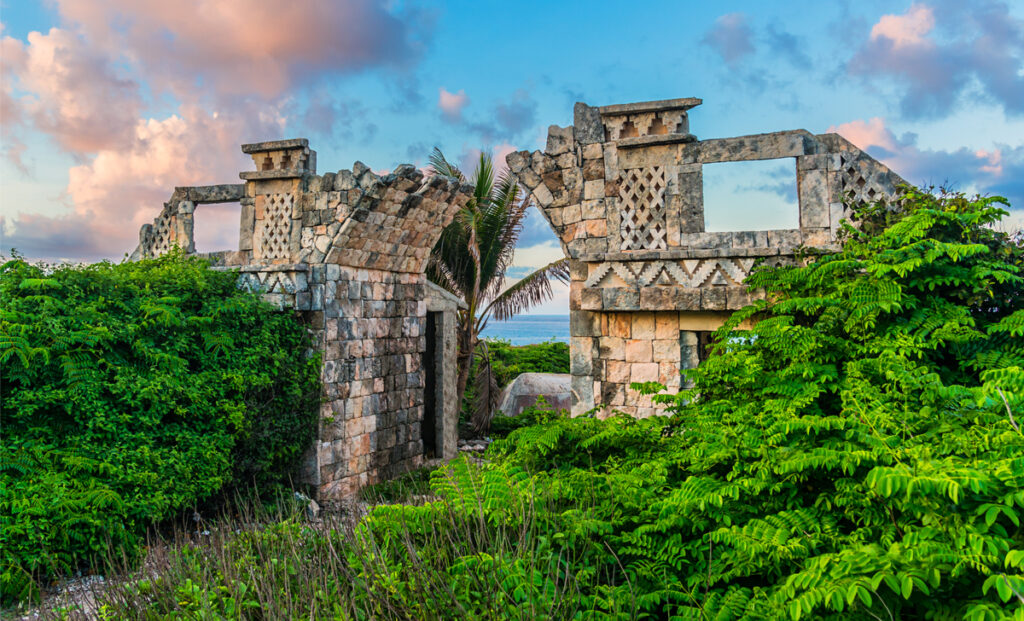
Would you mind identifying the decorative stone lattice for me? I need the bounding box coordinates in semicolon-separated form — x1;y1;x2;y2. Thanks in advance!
603;111;687;141
148;215;174;256
618;166;667;251
256;193;294;260
839;153;899;206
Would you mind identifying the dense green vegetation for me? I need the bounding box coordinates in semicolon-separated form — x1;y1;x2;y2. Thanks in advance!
461;339;569;429
12;190;1024;620
0;253;320;604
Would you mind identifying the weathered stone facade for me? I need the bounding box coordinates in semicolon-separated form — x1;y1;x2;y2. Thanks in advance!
132;139;471;498
507;98;907;417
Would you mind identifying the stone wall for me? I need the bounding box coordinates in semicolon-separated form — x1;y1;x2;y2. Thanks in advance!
507;98;907;416
132;139;472;499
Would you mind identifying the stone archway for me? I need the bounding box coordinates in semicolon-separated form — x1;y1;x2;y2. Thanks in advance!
133;139;474;498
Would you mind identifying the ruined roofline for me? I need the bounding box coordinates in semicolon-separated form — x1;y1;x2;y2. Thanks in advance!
598;97;702;115
241;138;309;153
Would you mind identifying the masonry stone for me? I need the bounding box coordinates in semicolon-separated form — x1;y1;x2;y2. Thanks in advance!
508;97;908;417
131;139;472;501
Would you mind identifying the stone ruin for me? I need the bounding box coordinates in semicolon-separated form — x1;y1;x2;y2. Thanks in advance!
506;97;907;417
132;139;470;498
131;97;909;497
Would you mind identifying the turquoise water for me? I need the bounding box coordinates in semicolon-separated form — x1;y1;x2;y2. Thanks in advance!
479;315;569;345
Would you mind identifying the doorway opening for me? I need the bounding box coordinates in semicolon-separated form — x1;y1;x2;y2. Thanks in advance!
421;311;440;458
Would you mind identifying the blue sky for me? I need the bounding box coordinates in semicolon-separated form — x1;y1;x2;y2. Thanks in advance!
2;1;1022;312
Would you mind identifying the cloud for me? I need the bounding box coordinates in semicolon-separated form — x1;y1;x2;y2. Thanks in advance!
3;104;281;262
765;24;811;68
438;87;468;123
3;27;141;154
493;89;537;136
827;117;1024;227
51;0;428;99
847;1;1024;118
702;13;755;66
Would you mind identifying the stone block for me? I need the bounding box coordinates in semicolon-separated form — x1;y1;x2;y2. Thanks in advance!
601;288;639;311
726;287;753;309
631;313;656;339
585;219;607;237
639;287;674;310
581;199;605;220
584;179;604;200
767;229;802;247
652;339;678;361
532;182;554;207
570;338;593;375
580;287;602;310
798;168;829;228
655;313;679;339
630;362;659;383
583;143;603;160
546;125;574;156
599;336;625;360
506;150;528;173
625;339;652;362
582;158;604;181
609;313;631;338
574;102;605;144
606;359;630;383
701;287;727;310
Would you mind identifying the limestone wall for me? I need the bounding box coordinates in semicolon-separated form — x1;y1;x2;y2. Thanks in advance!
132;139;472;499
507;98;907;416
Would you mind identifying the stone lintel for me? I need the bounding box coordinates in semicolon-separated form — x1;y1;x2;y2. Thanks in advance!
697;130;818;163
240;169;310;181
615;133;698;150
174;184;245;203
599;98;702;116
241;138;310;153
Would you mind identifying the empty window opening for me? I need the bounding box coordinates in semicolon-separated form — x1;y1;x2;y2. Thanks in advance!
192;202;241;253
702;159;799;232
421;311;440;458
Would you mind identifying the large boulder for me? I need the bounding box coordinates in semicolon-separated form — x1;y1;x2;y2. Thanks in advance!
496;373;572;417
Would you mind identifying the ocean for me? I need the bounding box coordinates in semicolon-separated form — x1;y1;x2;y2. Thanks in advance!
479;314;570;345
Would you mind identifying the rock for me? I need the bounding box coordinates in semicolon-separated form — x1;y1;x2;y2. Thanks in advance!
495;373;572;417
546;125;574;156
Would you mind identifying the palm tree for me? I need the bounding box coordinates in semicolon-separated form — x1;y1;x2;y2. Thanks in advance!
427;147;569;434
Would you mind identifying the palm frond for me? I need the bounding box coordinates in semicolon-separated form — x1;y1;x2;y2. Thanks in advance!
471;342;501;435
429;147;465;182
482;258;570;322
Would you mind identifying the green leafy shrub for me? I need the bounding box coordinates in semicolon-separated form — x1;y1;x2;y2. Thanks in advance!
0;252;320;603
482;191;1024;619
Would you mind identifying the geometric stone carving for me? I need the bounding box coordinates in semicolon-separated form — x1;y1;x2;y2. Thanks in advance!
618;166;667;251
839;153;899;206
584;257;794;289
255;193;294;261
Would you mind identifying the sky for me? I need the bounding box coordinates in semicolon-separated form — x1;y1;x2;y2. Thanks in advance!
2;0;1023;314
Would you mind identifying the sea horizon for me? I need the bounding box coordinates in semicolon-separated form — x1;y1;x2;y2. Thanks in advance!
479;314;570;345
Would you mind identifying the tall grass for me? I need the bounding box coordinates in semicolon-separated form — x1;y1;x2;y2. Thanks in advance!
35;466;601;620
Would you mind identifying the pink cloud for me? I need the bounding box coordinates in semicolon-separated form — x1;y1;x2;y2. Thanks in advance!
4;104;279;261
870;3;935;49
438;87;469;123
827;117;899;153
52;0;424;99
3;27;140;153
848;1;1024;118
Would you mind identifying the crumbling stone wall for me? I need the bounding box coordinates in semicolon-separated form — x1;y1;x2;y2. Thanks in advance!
133;139;472;498
507;98;907;417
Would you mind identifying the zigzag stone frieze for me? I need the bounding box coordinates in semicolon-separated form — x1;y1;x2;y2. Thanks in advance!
584;257;776;289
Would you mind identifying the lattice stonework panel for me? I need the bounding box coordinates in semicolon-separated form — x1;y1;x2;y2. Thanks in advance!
618;166;667;251
838;153;895;206
257;193;294;261
150;216;173;256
